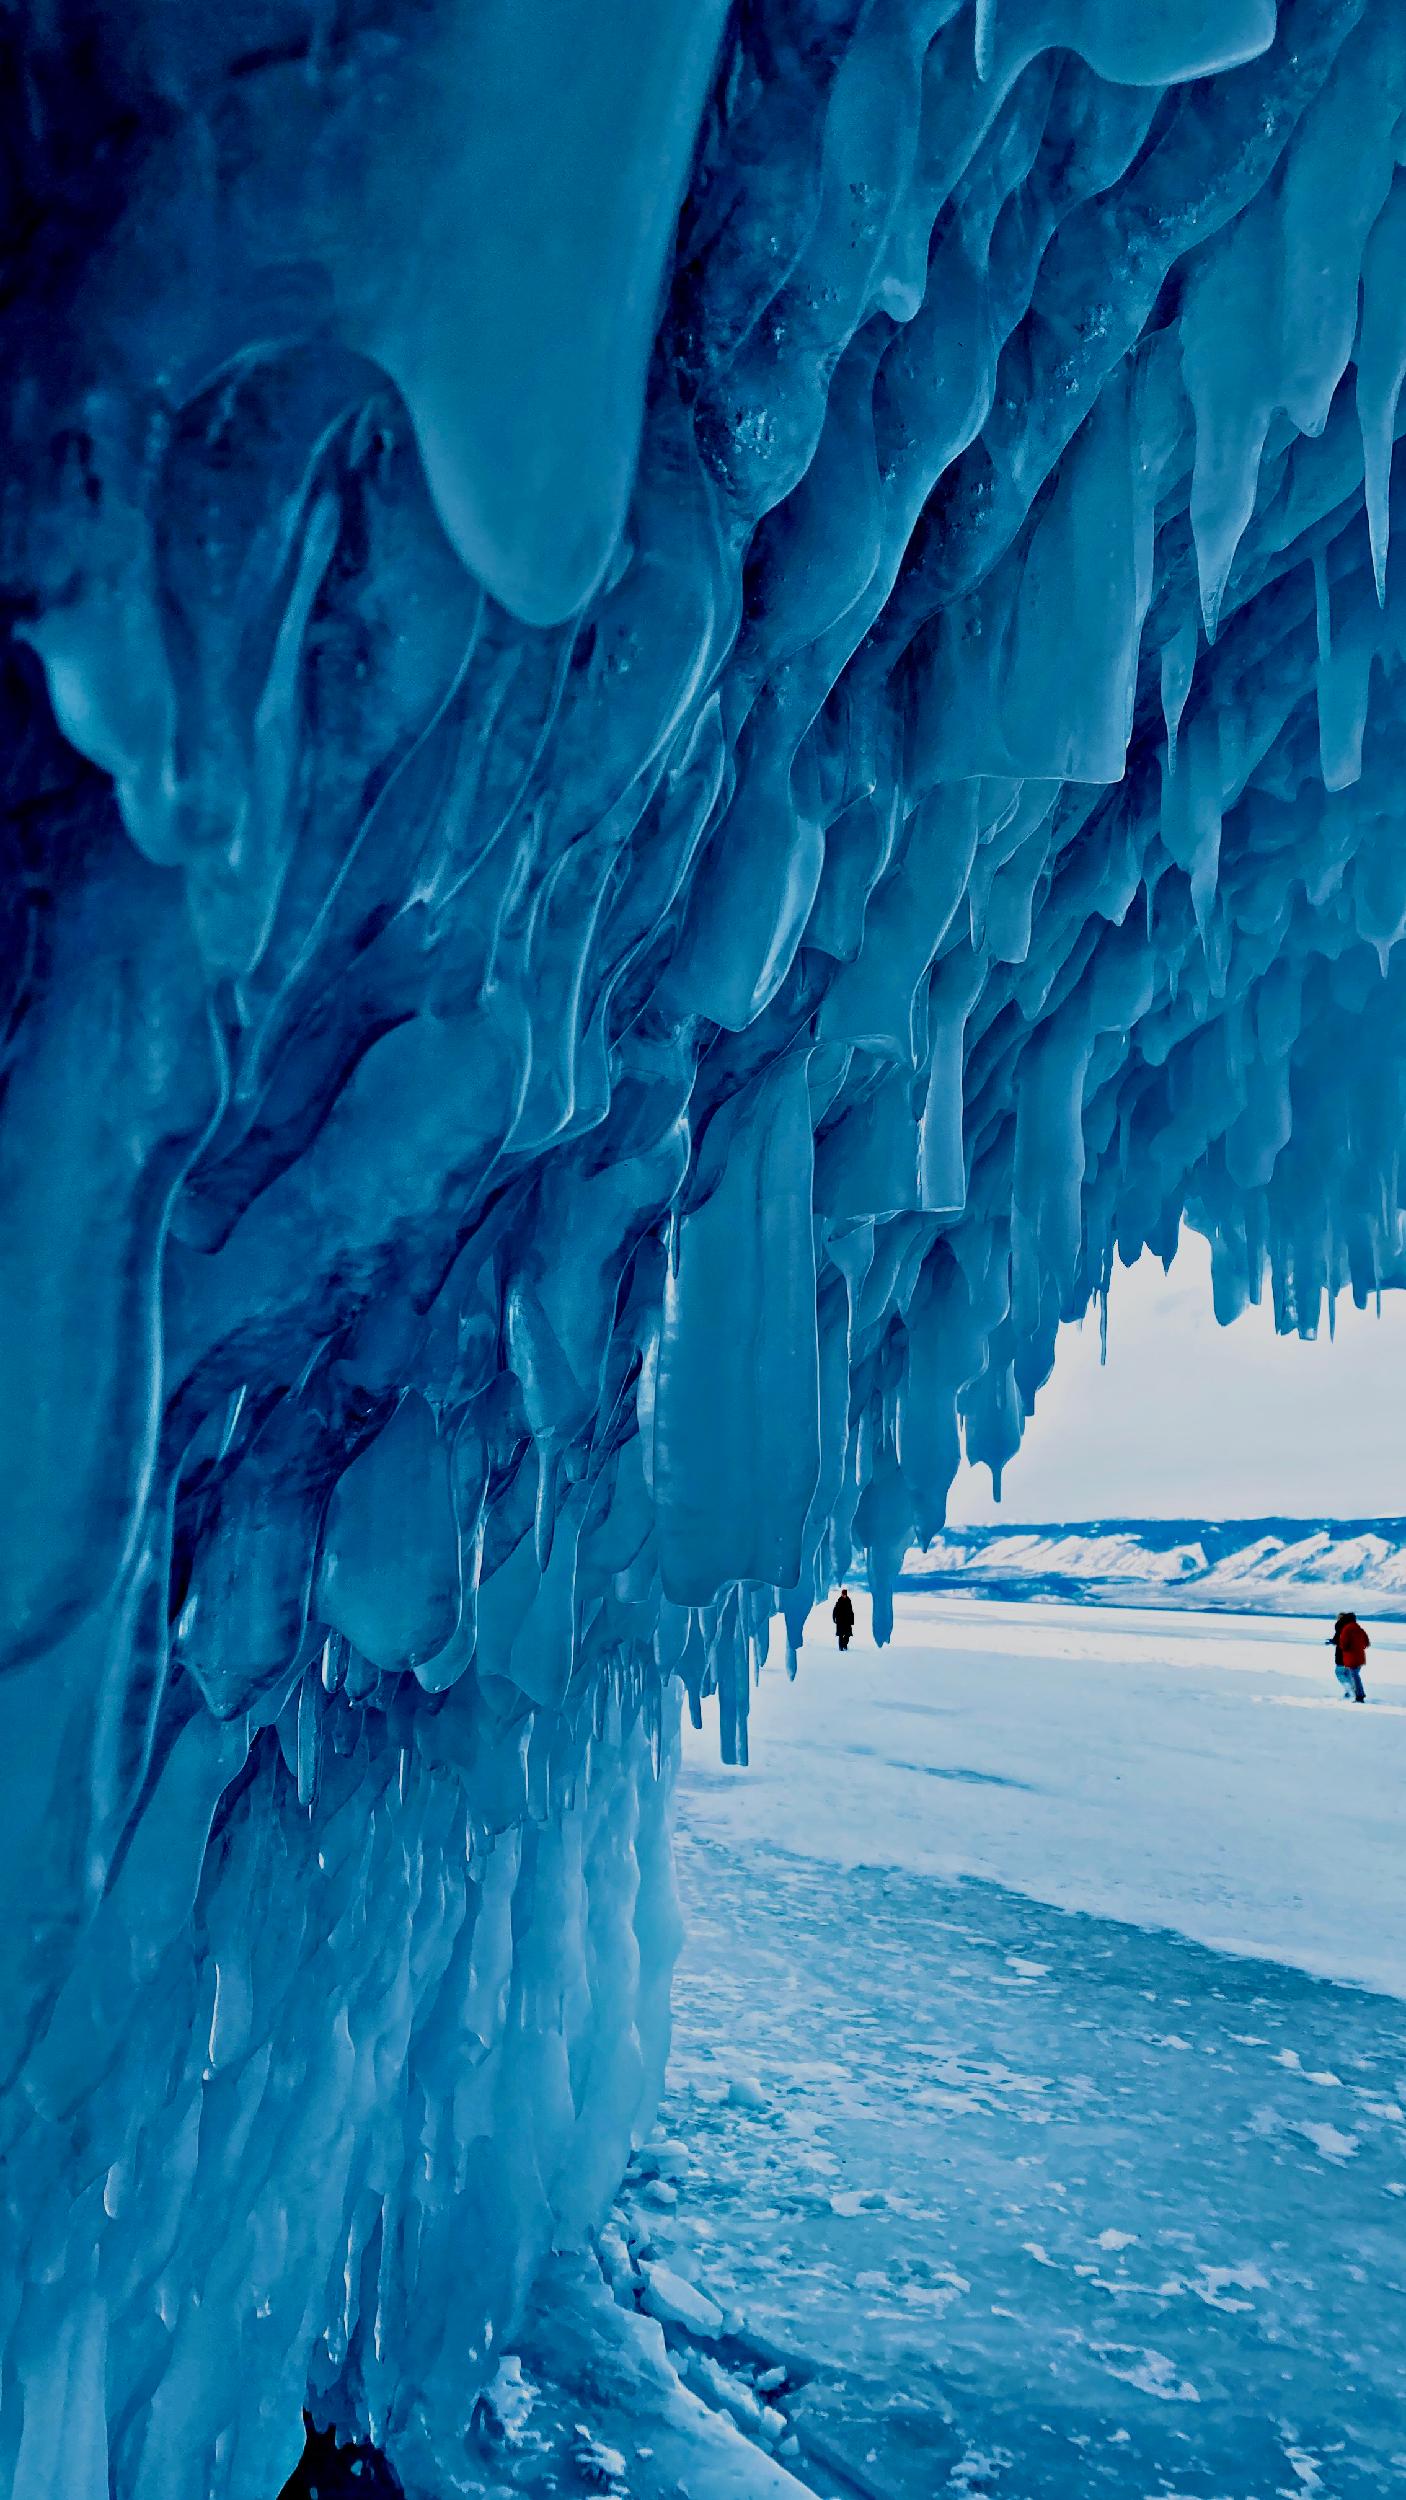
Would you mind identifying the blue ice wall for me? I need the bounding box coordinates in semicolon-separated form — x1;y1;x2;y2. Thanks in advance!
5;3;1406;2491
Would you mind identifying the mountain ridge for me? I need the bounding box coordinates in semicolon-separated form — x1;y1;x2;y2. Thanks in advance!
904;1518;1406;1615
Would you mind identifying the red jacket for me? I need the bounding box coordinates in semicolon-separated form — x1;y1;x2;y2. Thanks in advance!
1338;1620;1370;1669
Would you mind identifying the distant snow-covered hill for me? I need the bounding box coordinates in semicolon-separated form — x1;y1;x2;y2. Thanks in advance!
903;1520;1406;1616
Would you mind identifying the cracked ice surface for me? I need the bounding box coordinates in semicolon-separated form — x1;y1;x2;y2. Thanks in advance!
5;4;1406;2493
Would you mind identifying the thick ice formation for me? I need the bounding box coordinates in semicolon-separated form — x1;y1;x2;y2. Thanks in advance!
5;4;1406;2492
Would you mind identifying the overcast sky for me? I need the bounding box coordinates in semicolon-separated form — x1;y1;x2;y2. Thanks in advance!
946;1230;1406;1524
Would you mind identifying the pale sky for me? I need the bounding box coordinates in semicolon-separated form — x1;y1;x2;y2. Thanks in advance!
947;1230;1406;1524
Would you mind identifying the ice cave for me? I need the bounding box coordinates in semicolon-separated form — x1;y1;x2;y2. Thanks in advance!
3;2;1406;2493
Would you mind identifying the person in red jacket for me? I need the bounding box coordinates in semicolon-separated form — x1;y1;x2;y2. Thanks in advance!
1327;1611;1370;1702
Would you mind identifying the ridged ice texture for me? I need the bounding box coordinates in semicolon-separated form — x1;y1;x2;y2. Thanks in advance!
5;3;1406;2492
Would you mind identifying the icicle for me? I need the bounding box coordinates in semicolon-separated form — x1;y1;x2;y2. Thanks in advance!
1160;617;1198;774
296;1667;321;1811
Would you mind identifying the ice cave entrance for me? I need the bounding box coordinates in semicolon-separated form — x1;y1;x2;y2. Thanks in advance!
947;1230;1406;1529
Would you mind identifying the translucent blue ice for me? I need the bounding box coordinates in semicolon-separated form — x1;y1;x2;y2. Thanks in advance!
4;4;1406;2491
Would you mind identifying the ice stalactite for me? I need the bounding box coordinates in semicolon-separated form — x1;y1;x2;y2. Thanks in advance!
5;2;1406;2491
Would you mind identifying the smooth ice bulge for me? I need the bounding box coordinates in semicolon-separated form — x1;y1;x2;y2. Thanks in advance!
4;4;1406;2493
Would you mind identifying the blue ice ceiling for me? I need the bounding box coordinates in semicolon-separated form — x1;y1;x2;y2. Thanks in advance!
4;4;1406;2494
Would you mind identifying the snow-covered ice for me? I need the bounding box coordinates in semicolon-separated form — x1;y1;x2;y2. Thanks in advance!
638;2263;725;2341
652;1595;1406;2496
685;1593;1406;1996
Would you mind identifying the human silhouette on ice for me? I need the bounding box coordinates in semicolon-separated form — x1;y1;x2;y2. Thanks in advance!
832;1587;855;1652
1327;1610;1370;1702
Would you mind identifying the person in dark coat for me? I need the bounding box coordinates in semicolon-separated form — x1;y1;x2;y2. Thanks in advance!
1327;1610;1370;1702
832;1587;855;1652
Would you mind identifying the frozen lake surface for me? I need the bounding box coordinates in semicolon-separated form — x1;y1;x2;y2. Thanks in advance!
643;1598;1406;2497
683;1593;1406;1998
